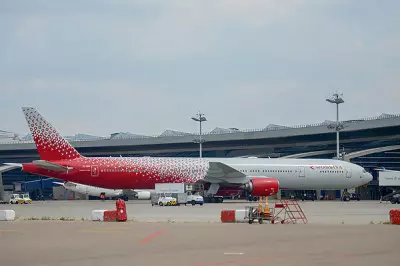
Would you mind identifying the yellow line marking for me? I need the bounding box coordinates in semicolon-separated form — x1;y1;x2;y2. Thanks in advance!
0;229;18;233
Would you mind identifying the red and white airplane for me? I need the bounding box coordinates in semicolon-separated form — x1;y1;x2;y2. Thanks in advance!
5;107;372;198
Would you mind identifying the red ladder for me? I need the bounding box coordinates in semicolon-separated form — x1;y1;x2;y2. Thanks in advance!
273;199;308;224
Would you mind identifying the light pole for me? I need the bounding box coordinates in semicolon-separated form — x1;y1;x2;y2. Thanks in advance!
326;92;345;160
191;112;207;158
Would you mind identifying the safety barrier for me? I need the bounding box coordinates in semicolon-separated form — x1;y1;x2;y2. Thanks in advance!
234;209;247;223
0;210;16;221
220;210;236;223
104;210;118;221
389;209;400;225
91;199;127;222
91;210;107;221
116;199;127;221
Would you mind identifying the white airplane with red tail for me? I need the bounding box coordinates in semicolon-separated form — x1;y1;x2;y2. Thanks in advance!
5;107;373;198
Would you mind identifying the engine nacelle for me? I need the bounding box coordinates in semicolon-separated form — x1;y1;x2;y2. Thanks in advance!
241;177;279;197
136;191;151;200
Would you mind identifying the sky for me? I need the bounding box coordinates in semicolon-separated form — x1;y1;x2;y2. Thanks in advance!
0;0;399;137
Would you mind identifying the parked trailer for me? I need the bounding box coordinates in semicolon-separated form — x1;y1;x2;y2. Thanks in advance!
155;183;186;194
378;170;400;204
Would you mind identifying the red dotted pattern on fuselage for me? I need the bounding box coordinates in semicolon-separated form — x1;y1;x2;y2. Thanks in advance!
22;107;81;161
71;156;210;184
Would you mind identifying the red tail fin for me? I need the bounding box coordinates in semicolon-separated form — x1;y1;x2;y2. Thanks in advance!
22;107;82;161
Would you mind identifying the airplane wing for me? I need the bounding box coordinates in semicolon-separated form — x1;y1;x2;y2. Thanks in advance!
33;160;73;173
205;162;248;184
1;163;22;172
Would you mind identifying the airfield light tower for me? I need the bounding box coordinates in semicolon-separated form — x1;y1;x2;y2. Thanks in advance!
326;92;345;160
191;111;207;158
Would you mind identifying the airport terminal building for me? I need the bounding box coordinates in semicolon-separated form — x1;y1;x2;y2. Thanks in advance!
1;113;400;200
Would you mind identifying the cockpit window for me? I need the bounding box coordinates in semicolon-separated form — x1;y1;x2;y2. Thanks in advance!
362;169;367;173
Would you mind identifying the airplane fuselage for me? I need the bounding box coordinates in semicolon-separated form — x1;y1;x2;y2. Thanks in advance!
22;156;372;191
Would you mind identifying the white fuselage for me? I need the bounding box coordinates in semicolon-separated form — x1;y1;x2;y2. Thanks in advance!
204;158;372;190
52;157;372;192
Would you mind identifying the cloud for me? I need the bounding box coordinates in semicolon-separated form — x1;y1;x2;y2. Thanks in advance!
0;0;399;137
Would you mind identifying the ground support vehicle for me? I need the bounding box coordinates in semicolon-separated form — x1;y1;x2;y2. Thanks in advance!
151;194;177;206
382;191;400;204
9;193;32;204
244;205;274;224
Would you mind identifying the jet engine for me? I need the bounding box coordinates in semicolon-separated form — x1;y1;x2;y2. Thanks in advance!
240;178;279;197
135;191;151;200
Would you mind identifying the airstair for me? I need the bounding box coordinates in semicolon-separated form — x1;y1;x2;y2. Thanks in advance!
272;199;308;224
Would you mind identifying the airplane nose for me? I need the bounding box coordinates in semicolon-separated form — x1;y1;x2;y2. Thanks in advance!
365;173;373;183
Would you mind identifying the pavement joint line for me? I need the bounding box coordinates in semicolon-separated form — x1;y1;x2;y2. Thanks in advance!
0;229;18;232
195;255;290;266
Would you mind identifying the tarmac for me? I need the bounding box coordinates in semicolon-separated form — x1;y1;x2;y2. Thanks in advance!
0;199;399;224
1;200;400;266
0;220;399;266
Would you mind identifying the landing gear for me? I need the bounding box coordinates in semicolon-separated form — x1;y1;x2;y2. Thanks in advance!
203;196;223;203
341;189;351;202
118;195;128;201
247;196;259;201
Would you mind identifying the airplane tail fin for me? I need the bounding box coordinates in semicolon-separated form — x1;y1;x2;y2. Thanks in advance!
22;107;83;161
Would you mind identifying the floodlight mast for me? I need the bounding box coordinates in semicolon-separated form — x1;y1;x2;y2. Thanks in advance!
326;92;345;159
191;112;207;158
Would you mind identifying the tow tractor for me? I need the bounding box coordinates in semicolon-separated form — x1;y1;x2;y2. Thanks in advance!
203;195;224;203
186;191;204;205
382;190;400;204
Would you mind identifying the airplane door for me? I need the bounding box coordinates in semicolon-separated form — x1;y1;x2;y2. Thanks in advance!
91;165;99;177
346;168;352;178
298;166;305;178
